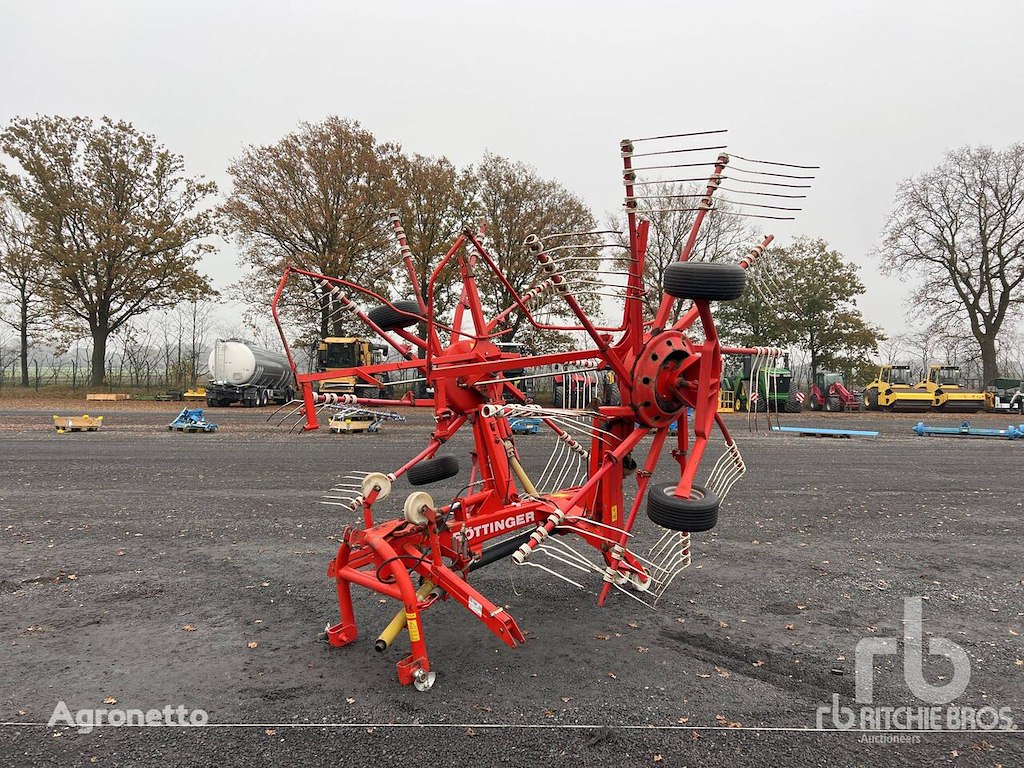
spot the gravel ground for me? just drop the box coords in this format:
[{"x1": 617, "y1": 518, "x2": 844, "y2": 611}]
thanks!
[{"x1": 0, "y1": 401, "x2": 1021, "y2": 767}]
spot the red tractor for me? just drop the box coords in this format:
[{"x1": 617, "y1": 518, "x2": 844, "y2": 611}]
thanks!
[{"x1": 807, "y1": 372, "x2": 861, "y2": 412}]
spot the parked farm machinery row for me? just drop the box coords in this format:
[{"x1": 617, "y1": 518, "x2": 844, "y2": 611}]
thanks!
[{"x1": 862, "y1": 365, "x2": 987, "y2": 414}]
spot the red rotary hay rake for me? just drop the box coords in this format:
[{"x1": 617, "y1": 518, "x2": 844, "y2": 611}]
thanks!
[{"x1": 271, "y1": 131, "x2": 814, "y2": 690}]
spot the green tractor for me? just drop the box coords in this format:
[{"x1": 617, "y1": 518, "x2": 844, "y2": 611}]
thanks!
[{"x1": 727, "y1": 355, "x2": 801, "y2": 413}]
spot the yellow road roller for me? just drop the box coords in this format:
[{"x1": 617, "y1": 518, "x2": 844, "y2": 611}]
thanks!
[
  {"x1": 862, "y1": 365, "x2": 934, "y2": 412},
  {"x1": 918, "y1": 365, "x2": 987, "y2": 413}
]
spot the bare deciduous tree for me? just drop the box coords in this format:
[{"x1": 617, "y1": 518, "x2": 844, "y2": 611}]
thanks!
[
  {"x1": 881, "y1": 143, "x2": 1024, "y2": 383},
  {"x1": 0, "y1": 197, "x2": 49, "y2": 386}
]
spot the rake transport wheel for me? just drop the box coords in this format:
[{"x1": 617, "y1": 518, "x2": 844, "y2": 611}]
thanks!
[
  {"x1": 406, "y1": 454, "x2": 461, "y2": 486},
  {"x1": 646, "y1": 482, "x2": 720, "y2": 532},
  {"x1": 662, "y1": 261, "x2": 747, "y2": 301},
  {"x1": 367, "y1": 300, "x2": 421, "y2": 331}
]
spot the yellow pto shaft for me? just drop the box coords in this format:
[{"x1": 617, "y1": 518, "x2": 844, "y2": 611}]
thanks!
[{"x1": 374, "y1": 580, "x2": 434, "y2": 653}]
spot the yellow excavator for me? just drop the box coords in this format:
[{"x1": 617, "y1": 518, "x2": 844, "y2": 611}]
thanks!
[
  {"x1": 917, "y1": 365, "x2": 987, "y2": 413},
  {"x1": 317, "y1": 337, "x2": 388, "y2": 396},
  {"x1": 862, "y1": 365, "x2": 934, "y2": 412}
]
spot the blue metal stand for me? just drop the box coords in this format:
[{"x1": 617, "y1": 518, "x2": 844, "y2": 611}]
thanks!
[
  {"x1": 168, "y1": 408, "x2": 218, "y2": 433},
  {"x1": 912, "y1": 421, "x2": 1023, "y2": 440},
  {"x1": 509, "y1": 417, "x2": 541, "y2": 435}
]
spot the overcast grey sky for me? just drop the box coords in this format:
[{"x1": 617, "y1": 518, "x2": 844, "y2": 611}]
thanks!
[{"x1": 3, "y1": 0, "x2": 1022, "y2": 336}]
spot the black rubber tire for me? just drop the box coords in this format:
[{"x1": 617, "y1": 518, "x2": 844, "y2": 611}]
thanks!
[
  {"x1": 646, "y1": 482, "x2": 720, "y2": 532},
  {"x1": 553, "y1": 386, "x2": 564, "y2": 408},
  {"x1": 784, "y1": 383, "x2": 802, "y2": 413},
  {"x1": 406, "y1": 454, "x2": 460, "y2": 486},
  {"x1": 827, "y1": 394, "x2": 841, "y2": 412},
  {"x1": 754, "y1": 397, "x2": 768, "y2": 413},
  {"x1": 605, "y1": 381, "x2": 622, "y2": 406},
  {"x1": 206, "y1": 398, "x2": 218, "y2": 407},
  {"x1": 663, "y1": 261, "x2": 747, "y2": 301},
  {"x1": 367, "y1": 300, "x2": 421, "y2": 332},
  {"x1": 865, "y1": 389, "x2": 880, "y2": 411},
  {"x1": 808, "y1": 393, "x2": 822, "y2": 411}
]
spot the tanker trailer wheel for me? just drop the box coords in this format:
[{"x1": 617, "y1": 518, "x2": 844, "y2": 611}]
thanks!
[
  {"x1": 406, "y1": 455, "x2": 461, "y2": 486},
  {"x1": 662, "y1": 262, "x2": 747, "y2": 301},
  {"x1": 646, "y1": 482, "x2": 720, "y2": 532},
  {"x1": 367, "y1": 300, "x2": 421, "y2": 332}
]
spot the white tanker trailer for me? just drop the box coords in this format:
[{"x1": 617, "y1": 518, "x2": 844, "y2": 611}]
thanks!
[{"x1": 206, "y1": 339, "x2": 295, "y2": 407}]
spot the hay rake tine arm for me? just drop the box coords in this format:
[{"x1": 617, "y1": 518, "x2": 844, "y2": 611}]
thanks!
[
  {"x1": 462, "y1": 228, "x2": 631, "y2": 336},
  {"x1": 283, "y1": 265, "x2": 472, "y2": 357},
  {"x1": 283, "y1": 267, "x2": 425, "y2": 357},
  {"x1": 597, "y1": 426, "x2": 670, "y2": 605},
  {"x1": 620, "y1": 139, "x2": 649, "y2": 356},
  {"x1": 513, "y1": 426, "x2": 649, "y2": 564},
  {"x1": 524, "y1": 233, "x2": 631, "y2": 381},
  {"x1": 387, "y1": 210, "x2": 431, "y2": 318},
  {"x1": 485, "y1": 277, "x2": 557, "y2": 334},
  {"x1": 652, "y1": 153, "x2": 729, "y2": 330}
]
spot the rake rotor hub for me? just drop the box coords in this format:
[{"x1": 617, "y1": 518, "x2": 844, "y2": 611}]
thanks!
[{"x1": 629, "y1": 330, "x2": 693, "y2": 428}]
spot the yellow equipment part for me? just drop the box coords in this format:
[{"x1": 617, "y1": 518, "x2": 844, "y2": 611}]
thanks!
[
  {"x1": 375, "y1": 580, "x2": 435, "y2": 652},
  {"x1": 718, "y1": 389, "x2": 736, "y2": 413},
  {"x1": 318, "y1": 336, "x2": 381, "y2": 393},
  {"x1": 877, "y1": 388, "x2": 934, "y2": 412},
  {"x1": 862, "y1": 365, "x2": 933, "y2": 412},
  {"x1": 918, "y1": 365, "x2": 986, "y2": 414}
]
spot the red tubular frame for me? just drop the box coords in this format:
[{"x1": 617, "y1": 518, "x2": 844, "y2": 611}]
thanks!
[{"x1": 267, "y1": 148, "x2": 774, "y2": 687}]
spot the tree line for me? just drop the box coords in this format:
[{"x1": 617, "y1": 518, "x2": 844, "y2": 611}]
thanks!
[{"x1": 1, "y1": 112, "x2": 1020, "y2": 390}]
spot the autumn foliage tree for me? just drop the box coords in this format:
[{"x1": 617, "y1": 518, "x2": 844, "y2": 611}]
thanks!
[
  {"x1": 473, "y1": 153, "x2": 598, "y2": 351},
  {"x1": 716, "y1": 237, "x2": 882, "y2": 380},
  {"x1": 0, "y1": 115, "x2": 217, "y2": 386},
  {"x1": 881, "y1": 143, "x2": 1024, "y2": 383},
  {"x1": 222, "y1": 123, "x2": 600, "y2": 355},
  {"x1": 221, "y1": 117, "x2": 401, "y2": 340},
  {"x1": 392, "y1": 153, "x2": 479, "y2": 333}
]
